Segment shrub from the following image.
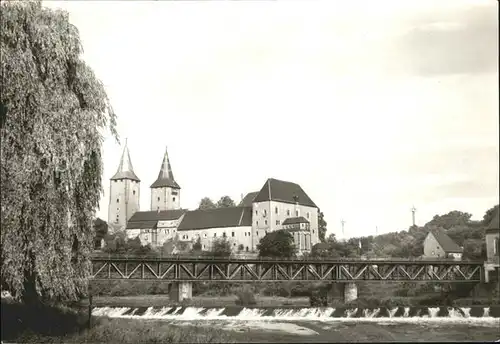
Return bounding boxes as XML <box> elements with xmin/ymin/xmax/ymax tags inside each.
<box><xmin>235</xmin><ymin>286</ymin><xmax>256</xmax><ymax>306</ymax></box>
<box><xmin>1</xmin><ymin>300</ymin><xmax>90</xmax><ymax>341</ymax></box>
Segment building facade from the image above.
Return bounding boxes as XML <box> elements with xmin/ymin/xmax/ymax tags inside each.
<box><xmin>108</xmin><ymin>142</ymin><xmax>320</xmax><ymax>254</ymax></box>
<box><xmin>423</xmin><ymin>229</ymin><xmax>463</xmax><ymax>260</ymax></box>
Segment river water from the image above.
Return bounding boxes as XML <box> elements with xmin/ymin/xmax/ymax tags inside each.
<box><xmin>93</xmin><ymin>306</ymin><xmax>500</xmax><ymax>342</ymax></box>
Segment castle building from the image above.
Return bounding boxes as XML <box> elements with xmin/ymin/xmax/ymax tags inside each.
<box><xmin>108</xmin><ymin>143</ymin><xmax>320</xmax><ymax>254</ymax></box>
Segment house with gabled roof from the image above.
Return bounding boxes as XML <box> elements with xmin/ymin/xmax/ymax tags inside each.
<box><xmin>108</xmin><ymin>142</ymin><xmax>320</xmax><ymax>254</ymax></box>
<box><xmin>423</xmin><ymin>229</ymin><xmax>463</xmax><ymax>260</ymax></box>
<box><xmin>485</xmin><ymin>207</ymin><xmax>499</xmax><ymax>266</ymax></box>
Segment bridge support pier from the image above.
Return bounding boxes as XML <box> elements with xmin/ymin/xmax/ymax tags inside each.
<box><xmin>343</xmin><ymin>282</ymin><xmax>358</xmax><ymax>303</ymax></box>
<box><xmin>169</xmin><ymin>282</ymin><xmax>192</xmax><ymax>302</ymax></box>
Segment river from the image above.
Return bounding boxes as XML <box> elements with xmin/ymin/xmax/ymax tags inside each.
<box><xmin>93</xmin><ymin>306</ymin><xmax>500</xmax><ymax>342</ymax></box>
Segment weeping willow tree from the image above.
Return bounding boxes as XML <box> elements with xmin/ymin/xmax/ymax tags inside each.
<box><xmin>0</xmin><ymin>1</ymin><xmax>118</xmax><ymax>304</ymax></box>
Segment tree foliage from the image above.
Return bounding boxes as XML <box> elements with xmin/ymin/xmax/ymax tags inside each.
<box><xmin>318</xmin><ymin>210</ymin><xmax>327</xmax><ymax>243</ymax></box>
<box><xmin>210</xmin><ymin>238</ymin><xmax>232</xmax><ymax>257</ymax></box>
<box><xmin>257</xmin><ymin>230</ymin><xmax>296</xmax><ymax>258</ymax></box>
<box><xmin>199</xmin><ymin>196</ymin><xmax>236</xmax><ymax>209</ymax></box>
<box><xmin>0</xmin><ymin>1</ymin><xmax>117</xmax><ymax>303</ymax></box>
<box><xmin>312</xmin><ymin>205</ymin><xmax>497</xmax><ymax>260</ymax></box>
<box><xmin>216</xmin><ymin>196</ymin><xmax>236</xmax><ymax>208</ymax></box>
<box><xmin>93</xmin><ymin>218</ymin><xmax>108</xmax><ymax>248</ymax></box>
<box><xmin>482</xmin><ymin>204</ymin><xmax>499</xmax><ymax>226</ymax></box>
<box><xmin>102</xmin><ymin>232</ymin><xmax>155</xmax><ymax>256</ymax></box>
<box><xmin>198</xmin><ymin>197</ymin><xmax>216</xmax><ymax>210</ymax></box>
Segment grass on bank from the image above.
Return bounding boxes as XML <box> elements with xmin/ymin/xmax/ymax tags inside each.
<box><xmin>15</xmin><ymin>318</ymin><xmax>235</xmax><ymax>344</ymax></box>
<box><xmin>0</xmin><ymin>299</ymin><xmax>233</xmax><ymax>343</ymax></box>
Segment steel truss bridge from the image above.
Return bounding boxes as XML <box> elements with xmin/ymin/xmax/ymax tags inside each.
<box><xmin>90</xmin><ymin>255</ymin><xmax>485</xmax><ymax>283</ymax></box>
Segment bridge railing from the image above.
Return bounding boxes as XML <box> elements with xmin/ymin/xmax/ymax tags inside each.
<box><xmin>90</xmin><ymin>251</ymin><xmax>483</xmax><ymax>264</ymax></box>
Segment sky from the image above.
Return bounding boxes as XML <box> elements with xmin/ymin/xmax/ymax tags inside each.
<box><xmin>45</xmin><ymin>0</ymin><xmax>499</xmax><ymax>239</ymax></box>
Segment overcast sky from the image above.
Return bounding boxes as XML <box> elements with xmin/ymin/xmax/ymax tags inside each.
<box><xmin>45</xmin><ymin>0</ymin><xmax>499</xmax><ymax>239</ymax></box>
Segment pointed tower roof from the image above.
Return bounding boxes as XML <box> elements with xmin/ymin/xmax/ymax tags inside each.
<box><xmin>110</xmin><ymin>139</ymin><xmax>140</xmax><ymax>182</ymax></box>
<box><xmin>150</xmin><ymin>146</ymin><xmax>180</xmax><ymax>189</ymax></box>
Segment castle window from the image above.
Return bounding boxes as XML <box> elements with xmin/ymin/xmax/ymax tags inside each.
<box><xmin>287</xmin><ymin>210</ymin><xmax>290</xmax><ymax>216</ymax></box>
<box><xmin>173</xmin><ymin>197</ymin><xmax>176</xmax><ymax>202</ymax></box>
<box><xmin>232</xmin><ymin>232</ymin><xmax>235</xmax><ymax>237</ymax></box>
<box><xmin>233</xmin><ymin>243</ymin><xmax>236</xmax><ymax>246</ymax></box>
<box><xmin>276</xmin><ymin>220</ymin><xmax>280</xmax><ymax>225</ymax></box>
<box><xmin>133</xmin><ymin>190</ymin><xmax>136</xmax><ymax>195</ymax></box>
<box><xmin>275</xmin><ymin>207</ymin><xmax>278</xmax><ymax>214</ymax></box>
<box><xmin>255</xmin><ymin>210</ymin><xmax>258</xmax><ymax>215</ymax></box>
<box><xmin>263</xmin><ymin>210</ymin><xmax>267</xmax><ymax>216</ymax></box>
<box><xmin>203</xmin><ymin>233</ymin><xmax>207</xmax><ymax>238</ymax></box>
<box><xmin>265</xmin><ymin>220</ymin><xmax>267</xmax><ymax>225</ymax></box>
<box><xmin>312</xmin><ymin>230</ymin><xmax>315</xmax><ymax>234</ymax></box>
<box><xmin>203</xmin><ymin>244</ymin><xmax>206</xmax><ymax>249</ymax></box>
<box><xmin>157</xmin><ymin>197</ymin><xmax>160</xmax><ymax>201</ymax></box>
<box><xmin>116</xmin><ymin>198</ymin><xmax>119</xmax><ymax>203</ymax></box>
<box><xmin>223</xmin><ymin>232</ymin><xmax>227</xmax><ymax>238</ymax></box>
<box><xmin>256</xmin><ymin>221</ymin><xmax>259</xmax><ymax>226</ymax></box>
<box><xmin>307</xmin><ymin>212</ymin><xmax>310</xmax><ymax>219</ymax></box>
<box><xmin>295</xmin><ymin>210</ymin><xmax>299</xmax><ymax>217</ymax></box>
<box><xmin>214</xmin><ymin>233</ymin><xmax>217</xmax><ymax>237</ymax></box>
<box><xmin>246</xmin><ymin>247</ymin><xmax>249</xmax><ymax>252</ymax></box>
<box><xmin>244</xmin><ymin>232</ymin><xmax>247</xmax><ymax>237</ymax></box>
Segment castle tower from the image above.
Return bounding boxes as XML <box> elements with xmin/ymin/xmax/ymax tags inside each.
<box><xmin>108</xmin><ymin>139</ymin><xmax>141</xmax><ymax>228</ymax></box>
<box><xmin>150</xmin><ymin>146</ymin><xmax>181</xmax><ymax>211</ymax></box>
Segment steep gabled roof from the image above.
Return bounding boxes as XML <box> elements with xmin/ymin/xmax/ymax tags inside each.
<box><xmin>253</xmin><ymin>178</ymin><xmax>317</xmax><ymax>208</ymax></box>
<box><xmin>128</xmin><ymin>209</ymin><xmax>187</xmax><ymax>222</ymax></box>
<box><xmin>239</xmin><ymin>192</ymin><xmax>259</xmax><ymax>207</ymax></box>
<box><xmin>487</xmin><ymin>207</ymin><xmax>499</xmax><ymax>230</ymax></box>
<box><xmin>150</xmin><ymin>146</ymin><xmax>180</xmax><ymax>189</ymax></box>
<box><xmin>429</xmin><ymin>229</ymin><xmax>462</xmax><ymax>253</ymax></box>
<box><xmin>282</xmin><ymin>216</ymin><xmax>309</xmax><ymax>225</ymax></box>
<box><xmin>111</xmin><ymin>139</ymin><xmax>140</xmax><ymax>182</ymax></box>
<box><xmin>177</xmin><ymin>206</ymin><xmax>252</xmax><ymax>231</ymax></box>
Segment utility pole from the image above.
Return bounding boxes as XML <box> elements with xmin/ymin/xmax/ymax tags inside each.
<box><xmin>341</xmin><ymin>219</ymin><xmax>346</xmax><ymax>238</ymax></box>
<box><xmin>411</xmin><ymin>206</ymin><xmax>417</xmax><ymax>227</ymax></box>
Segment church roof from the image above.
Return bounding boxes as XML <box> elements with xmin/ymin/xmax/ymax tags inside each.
<box><xmin>282</xmin><ymin>216</ymin><xmax>309</xmax><ymax>225</ymax></box>
<box><xmin>178</xmin><ymin>206</ymin><xmax>252</xmax><ymax>231</ymax></box>
<box><xmin>150</xmin><ymin>146</ymin><xmax>180</xmax><ymax>189</ymax></box>
<box><xmin>126</xmin><ymin>209</ymin><xmax>187</xmax><ymax>229</ymax></box>
<box><xmin>429</xmin><ymin>229</ymin><xmax>463</xmax><ymax>253</ymax></box>
<box><xmin>253</xmin><ymin>178</ymin><xmax>317</xmax><ymax>208</ymax></box>
<box><xmin>110</xmin><ymin>140</ymin><xmax>140</xmax><ymax>182</ymax></box>
<box><xmin>239</xmin><ymin>192</ymin><xmax>259</xmax><ymax>207</ymax></box>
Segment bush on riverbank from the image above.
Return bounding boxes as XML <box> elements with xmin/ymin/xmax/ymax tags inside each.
<box><xmin>1</xmin><ymin>299</ymin><xmax>90</xmax><ymax>341</ymax></box>
<box><xmin>235</xmin><ymin>286</ymin><xmax>257</xmax><ymax>306</ymax></box>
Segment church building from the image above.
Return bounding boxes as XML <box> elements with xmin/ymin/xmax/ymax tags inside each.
<box><xmin>108</xmin><ymin>142</ymin><xmax>320</xmax><ymax>254</ymax></box>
